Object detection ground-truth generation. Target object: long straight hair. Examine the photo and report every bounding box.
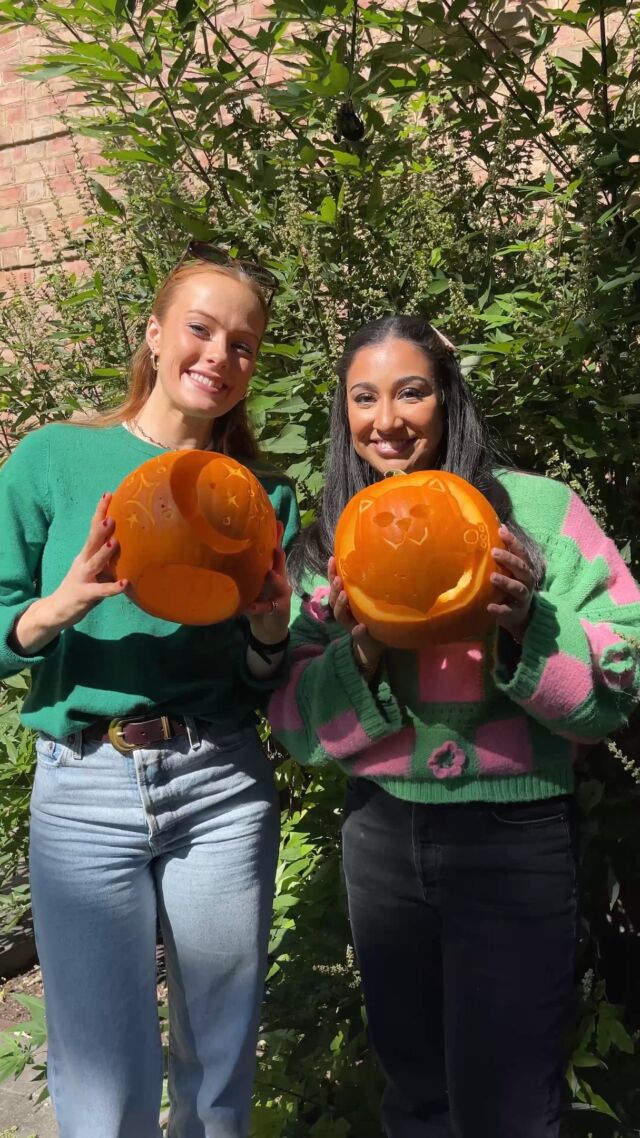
[83,261,269,460]
[289,315,545,589]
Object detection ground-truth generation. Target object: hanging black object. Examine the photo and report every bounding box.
[334,99,365,144]
[332,0,365,145]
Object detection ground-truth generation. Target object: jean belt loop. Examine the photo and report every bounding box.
[185,715,201,751]
[70,729,83,761]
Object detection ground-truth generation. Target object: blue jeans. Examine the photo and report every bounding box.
[29,721,279,1138]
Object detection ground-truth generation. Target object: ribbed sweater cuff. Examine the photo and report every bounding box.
[330,635,404,741]
[494,593,560,703]
[0,603,60,679]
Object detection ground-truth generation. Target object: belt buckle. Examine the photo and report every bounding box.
[108,718,137,754]
[107,715,172,754]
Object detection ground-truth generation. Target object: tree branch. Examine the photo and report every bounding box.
[203,13,327,169]
[123,14,216,193]
[463,5,592,134]
[598,2,612,134]
[440,0,575,181]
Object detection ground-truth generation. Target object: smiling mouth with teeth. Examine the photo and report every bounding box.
[374,439,414,450]
[185,370,226,392]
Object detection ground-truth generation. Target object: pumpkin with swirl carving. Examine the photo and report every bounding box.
[334,471,504,649]
[108,451,277,625]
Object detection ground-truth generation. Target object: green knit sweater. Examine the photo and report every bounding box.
[0,423,299,738]
[269,471,640,804]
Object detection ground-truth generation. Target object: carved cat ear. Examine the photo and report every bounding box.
[170,452,253,556]
[425,477,447,494]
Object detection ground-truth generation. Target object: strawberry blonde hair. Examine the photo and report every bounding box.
[86,261,269,459]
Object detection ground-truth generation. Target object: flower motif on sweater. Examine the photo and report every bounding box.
[427,741,467,779]
[302,585,331,622]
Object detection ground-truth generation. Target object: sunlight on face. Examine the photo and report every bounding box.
[146,269,266,422]
[346,337,445,475]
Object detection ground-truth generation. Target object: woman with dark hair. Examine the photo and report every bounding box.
[0,249,298,1138]
[272,315,640,1138]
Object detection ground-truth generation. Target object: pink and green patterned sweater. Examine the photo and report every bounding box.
[269,471,640,804]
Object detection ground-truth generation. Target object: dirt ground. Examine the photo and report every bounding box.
[0,946,169,1032]
[0,965,43,1033]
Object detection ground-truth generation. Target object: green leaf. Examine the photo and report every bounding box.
[330,149,360,167]
[249,394,307,414]
[110,41,144,72]
[571,1051,606,1068]
[307,60,350,96]
[319,195,337,224]
[585,1090,620,1121]
[90,179,124,217]
[24,63,75,78]
[61,289,100,307]
[597,272,640,292]
[265,425,308,455]
[579,49,602,84]
[103,149,160,164]
[426,277,449,295]
[298,142,317,165]
[272,893,299,911]
[176,0,197,24]
[515,85,541,116]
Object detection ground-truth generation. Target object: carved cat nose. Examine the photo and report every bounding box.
[397,517,412,533]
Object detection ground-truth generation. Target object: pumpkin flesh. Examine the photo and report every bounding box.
[108,451,277,626]
[334,471,504,649]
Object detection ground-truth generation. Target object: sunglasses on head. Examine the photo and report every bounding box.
[178,240,279,305]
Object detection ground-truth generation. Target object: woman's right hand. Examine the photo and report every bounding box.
[328,556,384,681]
[11,494,128,655]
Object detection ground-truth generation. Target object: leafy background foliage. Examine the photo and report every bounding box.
[0,0,640,1132]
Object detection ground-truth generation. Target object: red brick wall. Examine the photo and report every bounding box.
[0,25,100,291]
[0,7,608,294]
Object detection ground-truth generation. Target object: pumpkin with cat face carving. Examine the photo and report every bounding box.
[108,451,277,625]
[334,471,504,649]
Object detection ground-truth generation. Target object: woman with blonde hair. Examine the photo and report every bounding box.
[0,244,298,1138]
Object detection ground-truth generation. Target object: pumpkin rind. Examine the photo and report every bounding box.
[108,451,277,625]
[334,471,504,649]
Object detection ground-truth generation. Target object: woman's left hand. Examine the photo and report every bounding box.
[487,525,536,643]
[245,523,291,644]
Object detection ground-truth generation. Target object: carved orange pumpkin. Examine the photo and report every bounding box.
[108,451,277,625]
[334,471,504,649]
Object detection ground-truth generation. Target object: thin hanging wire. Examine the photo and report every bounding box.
[348,0,359,98]
[344,0,360,328]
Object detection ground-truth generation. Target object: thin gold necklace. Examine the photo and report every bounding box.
[131,418,171,449]
[129,419,213,451]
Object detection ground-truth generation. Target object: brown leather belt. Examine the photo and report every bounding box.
[84,714,189,755]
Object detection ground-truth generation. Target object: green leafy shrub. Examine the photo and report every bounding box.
[0,0,640,1130]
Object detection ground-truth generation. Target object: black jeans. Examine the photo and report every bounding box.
[342,779,578,1138]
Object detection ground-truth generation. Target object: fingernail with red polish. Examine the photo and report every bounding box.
[106,540,113,549]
